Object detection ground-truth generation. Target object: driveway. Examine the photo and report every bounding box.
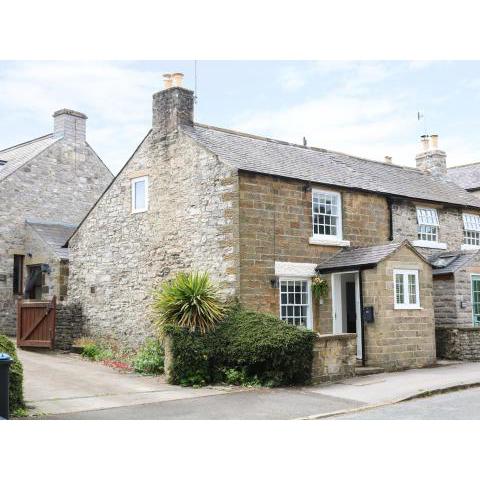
[42,360,480,420]
[18,348,232,416]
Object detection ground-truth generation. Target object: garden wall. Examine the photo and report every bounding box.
[311,333,357,383]
[436,326,480,361]
[55,303,84,350]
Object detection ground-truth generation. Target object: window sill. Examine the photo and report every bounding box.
[132,209,148,214]
[309,237,351,247]
[461,244,480,251]
[394,305,423,310]
[412,240,447,250]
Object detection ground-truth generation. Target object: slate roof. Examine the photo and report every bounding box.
[26,220,77,259]
[0,134,59,182]
[428,250,479,275]
[182,124,480,209]
[315,241,419,273]
[447,162,480,191]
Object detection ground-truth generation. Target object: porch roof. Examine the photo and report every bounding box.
[315,241,408,273]
[26,220,77,260]
[429,250,478,275]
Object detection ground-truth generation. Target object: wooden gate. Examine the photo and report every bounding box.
[16,296,56,348]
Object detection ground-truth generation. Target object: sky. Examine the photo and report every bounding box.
[1,60,480,175]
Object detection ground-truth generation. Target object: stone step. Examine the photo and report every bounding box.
[355,366,385,376]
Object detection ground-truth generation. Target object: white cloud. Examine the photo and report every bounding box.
[278,68,306,91]
[0,61,162,173]
[233,93,412,162]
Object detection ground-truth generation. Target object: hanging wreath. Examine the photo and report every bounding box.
[312,275,328,301]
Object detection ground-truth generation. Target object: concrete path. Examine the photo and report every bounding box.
[43,360,480,420]
[18,349,233,416]
[332,386,480,420]
[300,360,480,418]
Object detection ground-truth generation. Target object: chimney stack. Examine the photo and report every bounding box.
[384,155,393,165]
[415,134,447,176]
[152,72,194,136]
[53,109,87,145]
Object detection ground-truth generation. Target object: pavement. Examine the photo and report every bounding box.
[332,386,480,420]
[17,347,480,419]
[18,348,232,416]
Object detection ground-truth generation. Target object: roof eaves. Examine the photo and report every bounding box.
[64,129,153,247]
[0,134,61,183]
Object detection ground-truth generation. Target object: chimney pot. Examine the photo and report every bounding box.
[420,134,430,151]
[416,133,447,176]
[163,73,173,89]
[384,155,393,164]
[171,73,184,87]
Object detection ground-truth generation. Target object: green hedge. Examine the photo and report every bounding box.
[0,335,25,415]
[164,309,315,387]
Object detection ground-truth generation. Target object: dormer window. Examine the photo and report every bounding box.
[462,213,480,249]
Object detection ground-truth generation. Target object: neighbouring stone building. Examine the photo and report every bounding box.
[448,161,480,198]
[67,74,480,370]
[0,109,113,336]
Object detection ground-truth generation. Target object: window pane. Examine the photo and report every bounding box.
[395,273,404,304]
[408,274,417,304]
[464,229,480,246]
[473,278,480,326]
[463,214,480,232]
[279,279,309,328]
[134,180,146,210]
[313,191,340,238]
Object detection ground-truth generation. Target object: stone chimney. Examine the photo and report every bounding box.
[152,72,194,136]
[415,134,447,176]
[53,109,87,144]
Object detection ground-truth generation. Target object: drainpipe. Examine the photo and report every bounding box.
[386,197,394,241]
[359,269,366,367]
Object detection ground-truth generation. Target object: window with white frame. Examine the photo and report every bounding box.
[394,269,420,309]
[416,207,439,242]
[131,176,149,213]
[312,190,342,239]
[279,279,311,328]
[463,213,480,246]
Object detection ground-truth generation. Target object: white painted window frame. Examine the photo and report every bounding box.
[393,269,420,310]
[310,189,350,246]
[415,207,440,244]
[131,176,149,213]
[278,276,313,330]
[462,213,480,249]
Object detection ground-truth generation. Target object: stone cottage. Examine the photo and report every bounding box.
[67,75,480,370]
[0,109,113,336]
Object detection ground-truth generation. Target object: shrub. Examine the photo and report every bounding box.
[154,272,226,334]
[163,325,211,386]
[164,308,315,387]
[132,339,164,375]
[0,335,25,415]
[81,340,113,361]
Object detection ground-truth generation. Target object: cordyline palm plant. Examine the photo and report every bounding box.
[154,272,226,334]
